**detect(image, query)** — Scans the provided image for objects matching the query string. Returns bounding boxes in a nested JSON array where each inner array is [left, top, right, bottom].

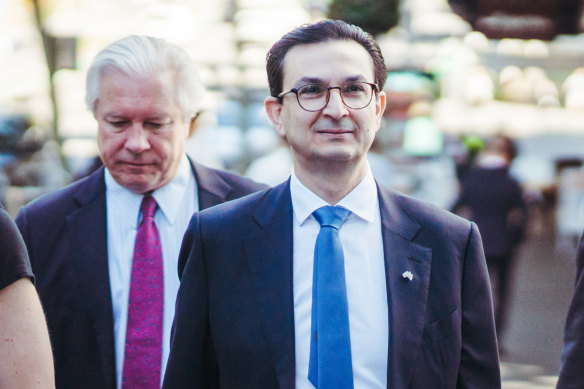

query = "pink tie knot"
[[141, 195, 157, 219]]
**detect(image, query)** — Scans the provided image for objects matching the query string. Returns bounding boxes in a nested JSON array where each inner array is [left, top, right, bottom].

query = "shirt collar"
[[104, 154, 194, 226], [290, 165, 378, 225], [477, 154, 508, 169]]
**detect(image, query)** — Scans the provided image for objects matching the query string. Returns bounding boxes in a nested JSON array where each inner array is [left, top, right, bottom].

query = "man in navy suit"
[[163, 20, 500, 388], [558, 234, 584, 388], [15, 35, 265, 389], [452, 135, 526, 350]]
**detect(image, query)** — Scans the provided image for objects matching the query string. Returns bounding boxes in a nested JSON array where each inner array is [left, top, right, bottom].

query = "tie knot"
[[140, 195, 158, 219], [313, 206, 350, 230]]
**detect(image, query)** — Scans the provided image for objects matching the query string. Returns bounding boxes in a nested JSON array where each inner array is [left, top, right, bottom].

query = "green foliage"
[[462, 134, 485, 156], [327, 0, 400, 37]]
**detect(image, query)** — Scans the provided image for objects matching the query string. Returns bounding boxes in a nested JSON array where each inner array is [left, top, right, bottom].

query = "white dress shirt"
[[291, 167, 389, 389], [105, 155, 197, 389]]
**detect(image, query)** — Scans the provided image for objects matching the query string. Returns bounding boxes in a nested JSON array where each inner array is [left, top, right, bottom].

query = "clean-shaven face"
[[95, 70, 191, 194], [272, 40, 386, 171]]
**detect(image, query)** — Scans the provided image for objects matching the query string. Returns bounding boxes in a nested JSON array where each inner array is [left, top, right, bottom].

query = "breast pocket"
[[422, 306, 461, 345], [413, 307, 462, 389]]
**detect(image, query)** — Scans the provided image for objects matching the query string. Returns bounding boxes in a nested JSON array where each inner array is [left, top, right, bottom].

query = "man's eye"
[[343, 83, 366, 94], [298, 84, 325, 96], [145, 122, 164, 129], [109, 121, 128, 128]]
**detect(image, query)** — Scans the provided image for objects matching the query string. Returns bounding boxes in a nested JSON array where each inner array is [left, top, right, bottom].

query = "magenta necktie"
[[122, 195, 164, 389]]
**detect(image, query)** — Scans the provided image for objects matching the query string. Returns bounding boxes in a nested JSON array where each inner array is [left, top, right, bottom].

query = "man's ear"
[[264, 96, 286, 137], [375, 91, 387, 128], [188, 112, 201, 137]]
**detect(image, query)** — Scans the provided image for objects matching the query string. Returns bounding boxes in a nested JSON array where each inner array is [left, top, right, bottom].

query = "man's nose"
[[322, 88, 349, 118], [124, 124, 150, 153]]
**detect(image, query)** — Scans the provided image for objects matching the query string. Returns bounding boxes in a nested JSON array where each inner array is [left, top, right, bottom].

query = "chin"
[[112, 175, 153, 194], [318, 147, 358, 162], [125, 183, 153, 194]]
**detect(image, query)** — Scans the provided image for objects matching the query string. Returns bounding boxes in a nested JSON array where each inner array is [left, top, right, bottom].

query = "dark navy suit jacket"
[[558, 234, 584, 389], [163, 180, 501, 389], [15, 160, 266, 389]]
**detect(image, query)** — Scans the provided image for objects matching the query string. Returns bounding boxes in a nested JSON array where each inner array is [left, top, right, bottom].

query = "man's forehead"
[[281, 40, 375, 85]]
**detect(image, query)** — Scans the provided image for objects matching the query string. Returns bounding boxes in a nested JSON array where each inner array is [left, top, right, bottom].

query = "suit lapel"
[[67, 168, 116, 389], [378, 187, 432, 389], [235, 182, 433, 389], [58, 161, 233, 388], [245, 182, 296, 389]]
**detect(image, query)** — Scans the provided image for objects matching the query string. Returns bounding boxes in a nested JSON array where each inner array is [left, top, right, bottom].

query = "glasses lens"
[[341, 82, 373, 109], [296, 84, 328, 111], [295, 82, 375, 111]]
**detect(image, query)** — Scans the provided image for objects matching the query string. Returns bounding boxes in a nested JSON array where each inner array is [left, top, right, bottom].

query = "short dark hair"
[[266, 19, 387, 99]]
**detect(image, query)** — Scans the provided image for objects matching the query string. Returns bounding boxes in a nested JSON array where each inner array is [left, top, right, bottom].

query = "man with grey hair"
[[15, 35, 265, 389]]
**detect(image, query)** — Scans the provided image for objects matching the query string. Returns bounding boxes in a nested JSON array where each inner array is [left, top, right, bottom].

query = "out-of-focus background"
[[2, 0, 584, 387]]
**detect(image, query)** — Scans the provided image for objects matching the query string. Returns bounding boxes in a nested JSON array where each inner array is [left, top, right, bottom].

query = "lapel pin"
[[402, 271, 413, 281]]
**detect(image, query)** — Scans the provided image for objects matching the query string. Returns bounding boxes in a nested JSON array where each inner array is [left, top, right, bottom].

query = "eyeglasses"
[[277, 82, 378, 112]]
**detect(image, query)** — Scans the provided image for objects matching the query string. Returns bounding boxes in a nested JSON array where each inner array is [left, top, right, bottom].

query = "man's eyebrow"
[[292, 75, 369, 88], [104, 113, 127, 120], [345, 75, 368, 82], [104, 112, 169, 121], [144, 116, 171, 122], [293, 77, 325, 87]]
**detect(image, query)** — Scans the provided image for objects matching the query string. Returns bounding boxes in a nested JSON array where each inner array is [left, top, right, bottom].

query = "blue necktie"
[[308, 206, 353, 389]]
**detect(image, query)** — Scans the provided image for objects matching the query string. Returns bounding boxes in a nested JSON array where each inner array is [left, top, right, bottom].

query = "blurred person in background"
[[453, 134, 527, 351], [15, 35, 265, 389], [558, 233, 584, 388], [0, 204, 54, 388]]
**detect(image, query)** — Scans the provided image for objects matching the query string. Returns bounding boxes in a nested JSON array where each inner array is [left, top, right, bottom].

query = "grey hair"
[[85, 35, 204, 119]]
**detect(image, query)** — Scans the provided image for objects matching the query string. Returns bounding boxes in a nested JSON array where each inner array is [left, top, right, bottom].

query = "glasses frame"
[[277, 82, 379, 112]]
